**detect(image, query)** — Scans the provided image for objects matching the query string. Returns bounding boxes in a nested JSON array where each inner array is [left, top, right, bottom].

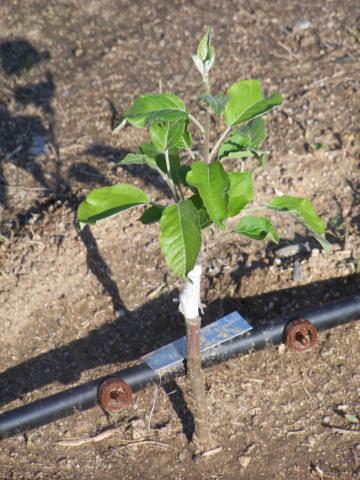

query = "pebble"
[[130, 418, 146, 440], [178, 450, 187, 462], [275, 243, 310, 258], [289, 19, 311, 32], [311, 248, 320, 257], [239, 456, 251, 468], [73, 47, 84, 57], [293, 260, 302, 281], [335, 54, 353, 64]]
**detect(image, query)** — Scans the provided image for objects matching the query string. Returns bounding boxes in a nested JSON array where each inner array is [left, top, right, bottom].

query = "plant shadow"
[[85, 143, 173, 198], [0, 273, 358, 411], [0, 38, 170, 226]]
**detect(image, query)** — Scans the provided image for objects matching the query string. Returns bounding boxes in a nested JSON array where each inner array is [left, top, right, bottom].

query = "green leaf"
[[186, 161, 230, 225], [197, 27, 213, 62], [219, 119, 266, 160], [78, 184, 149, 225], [200, 93, 227, 118], [160, 199, 201, 278], [228, 172, 253, 217], [119, 152, 156, 168], [236, 118, 266, 148], [164, 148, 181, 185], [193, 27, 215, 76], [189, 194, 213, 229], [314, 234, 331, 253], [140, 205, 164, 224], [268, 195, 331, 252], [224, 79, 282, 126], [221, 148, 253, 160], [178, 165, 191, 186], [176, 120, 192, 150], [192, 54, 205, 76], [150, 119, 185, 152], [267, 196, 325, 234], [248, 146, 269, 167], [138, 142, 158, 158], [235, 215, 279, 243], [138, 143, 181, 185], [124, 93, 188, 128], [119, 153, 147, 165]]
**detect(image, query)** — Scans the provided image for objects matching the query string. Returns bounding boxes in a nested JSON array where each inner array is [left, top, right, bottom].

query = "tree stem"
[[179, 262, 215, 452], [202, 76, 211, 164], [185, 316, 214, 451], [164, 150, 179, 201], [203, 109, 211, 163], [208, 126, 232, 163]]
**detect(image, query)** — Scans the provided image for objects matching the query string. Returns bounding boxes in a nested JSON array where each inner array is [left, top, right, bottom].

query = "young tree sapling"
[[77, 27, 330, 453]]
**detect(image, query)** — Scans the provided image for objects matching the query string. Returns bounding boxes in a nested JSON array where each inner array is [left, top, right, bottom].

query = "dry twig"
[[56, 428, 171, 449]]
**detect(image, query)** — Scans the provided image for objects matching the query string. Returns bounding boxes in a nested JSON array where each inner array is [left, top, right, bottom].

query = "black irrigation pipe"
[[0, 295, 359, 439]]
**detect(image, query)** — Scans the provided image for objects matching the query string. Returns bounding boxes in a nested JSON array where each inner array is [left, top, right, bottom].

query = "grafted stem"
[[185, 316, 214, 451], [179, 262, 215, 453]]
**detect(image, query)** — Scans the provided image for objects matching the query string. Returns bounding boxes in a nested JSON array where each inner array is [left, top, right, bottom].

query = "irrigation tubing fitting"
[[0, 295, 359, 439]]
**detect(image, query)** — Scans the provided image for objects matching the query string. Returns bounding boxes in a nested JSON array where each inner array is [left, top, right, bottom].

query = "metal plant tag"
[[143, 311, 252, 373]]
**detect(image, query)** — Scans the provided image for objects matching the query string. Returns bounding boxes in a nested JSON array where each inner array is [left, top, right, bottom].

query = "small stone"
[[308, 436, 316, 447], [278, 343, 286, 355], [116, 308, 126, 318], [290, 19, 311, 31], [311, 248, 320, 257], [178, 449, 187, 462], [275, 243, 310, 258], [130, 419, 146, 440], [335, 54, 353, 64], [323, 416, 330, 423], [239, 455, 251, 468], [73, 47, 84, 57], [293, 260, 302, 281]]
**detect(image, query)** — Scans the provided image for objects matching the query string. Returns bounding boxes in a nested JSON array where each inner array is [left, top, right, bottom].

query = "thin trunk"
[[179, 262, 215, 452], [185, 316, 214, 451], [203, 77, 211, 164], [203, 109, 210, 163]]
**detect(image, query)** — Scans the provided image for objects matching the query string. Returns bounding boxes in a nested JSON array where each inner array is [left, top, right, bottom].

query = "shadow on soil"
[[0, 39, 57, 206], [86, 143, 173, 198], [0, 39, 97, 210], [1, 273, 359, 411], [0, 38, 170, 229]]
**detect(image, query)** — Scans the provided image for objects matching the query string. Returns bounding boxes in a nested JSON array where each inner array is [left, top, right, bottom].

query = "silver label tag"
[[143, 311, 252, 373]]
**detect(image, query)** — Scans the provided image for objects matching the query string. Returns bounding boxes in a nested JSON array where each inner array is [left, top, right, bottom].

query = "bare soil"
[[0, 1, 359, 479]]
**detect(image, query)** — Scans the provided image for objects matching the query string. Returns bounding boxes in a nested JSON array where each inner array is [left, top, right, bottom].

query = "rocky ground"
[[0, 1, 359, 479]]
